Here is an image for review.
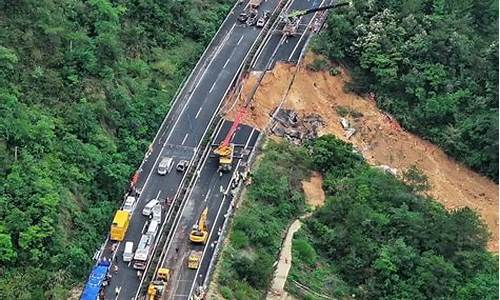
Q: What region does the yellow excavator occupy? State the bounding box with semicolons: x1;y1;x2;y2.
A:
146;268;170;300
189;208;208;244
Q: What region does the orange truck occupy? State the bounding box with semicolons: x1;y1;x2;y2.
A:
110;210;130;241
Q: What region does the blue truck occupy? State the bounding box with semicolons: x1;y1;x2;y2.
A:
80;260;111;300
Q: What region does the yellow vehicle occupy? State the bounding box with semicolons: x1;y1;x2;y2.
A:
147;281;166;300
157;268;170;281
110;210;130;241
189;208;208;244
214;144;234;172
188;250;202;269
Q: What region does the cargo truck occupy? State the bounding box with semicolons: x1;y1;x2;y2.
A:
110;210;130;241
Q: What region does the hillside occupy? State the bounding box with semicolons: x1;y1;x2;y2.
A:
0;0;232;297
314;0;498;181
208;137;498;299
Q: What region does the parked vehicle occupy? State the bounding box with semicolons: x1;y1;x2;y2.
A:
152;204;162;222
247;14;258;26
146;220;159;240
157;157;173;175
264;10;271;19
176;160;189;172
123;241;134;262
143;199;160;216
133;235;150;270
80;260;111;300
249;0;262;8
123;196;136;213
110;210;130;241
256;17;266;27
238;12;248;22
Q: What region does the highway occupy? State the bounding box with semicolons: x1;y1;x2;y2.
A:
88;0;281;299
155;120;259;299
145;0;334;298
253;0;331;70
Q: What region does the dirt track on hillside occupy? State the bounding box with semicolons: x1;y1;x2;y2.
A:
223;54;499;252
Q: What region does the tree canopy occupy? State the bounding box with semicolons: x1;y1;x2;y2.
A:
0;0;233;297
312;0;499;181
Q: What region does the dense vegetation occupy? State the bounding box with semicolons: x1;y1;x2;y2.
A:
288;135;498;299
0;0;232;298
312;0;499;181
216;141;311;299
215;136;497;300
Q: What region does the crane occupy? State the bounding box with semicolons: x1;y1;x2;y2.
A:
189;208;209;244
213;107;247;172
283;2;350;36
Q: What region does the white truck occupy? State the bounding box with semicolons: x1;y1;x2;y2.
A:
133;235;150;270
157;157;174;175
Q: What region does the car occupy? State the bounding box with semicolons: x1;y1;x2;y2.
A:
157;156;173;175
256;17;265;28
123;196;136;213
247;15;258;26
238;12;248;22
176;160;189;172
142;199;159;216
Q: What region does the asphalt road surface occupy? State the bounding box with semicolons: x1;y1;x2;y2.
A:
151;0;334;298
253;0;332;70
86;0;280;299
158;121;259;300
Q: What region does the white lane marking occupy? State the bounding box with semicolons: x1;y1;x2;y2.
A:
244;128;255;149
209;78;218;94
203;188;212;202
141;222;148;234
182;133;189;145
195;106;203;119
113;286;121;300
156;190;162;200
237;35;244;45
163;23;236;145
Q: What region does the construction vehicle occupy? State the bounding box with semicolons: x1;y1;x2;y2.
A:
110;210;130;241
190;208;208;244
213;107;247;172
157;268;171;281
249;0;262;8
283;2;350;36
147;281;166;300
188;250;202;269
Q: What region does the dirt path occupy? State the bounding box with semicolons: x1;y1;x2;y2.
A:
302;171;325;208
267;219;303;300
224;54;499;251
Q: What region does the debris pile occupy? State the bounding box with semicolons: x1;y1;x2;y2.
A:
339;117;356;139
270;108;324;144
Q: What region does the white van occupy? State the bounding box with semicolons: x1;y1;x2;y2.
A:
123;241;134;262
157;157;174;175
146;220;159;240
142;199;159;216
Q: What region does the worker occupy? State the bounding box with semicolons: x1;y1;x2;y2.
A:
113;265;119;273
137;270;142;279
115;287;119;296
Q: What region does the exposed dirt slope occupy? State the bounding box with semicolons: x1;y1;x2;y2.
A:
302;171;325;209
224;54;499;251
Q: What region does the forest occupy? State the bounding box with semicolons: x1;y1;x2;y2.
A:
215;136;497;299
312;0;499;181
0;0;232;298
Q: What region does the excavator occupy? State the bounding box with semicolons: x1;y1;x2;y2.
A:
283;2;350;36
189;208;209;244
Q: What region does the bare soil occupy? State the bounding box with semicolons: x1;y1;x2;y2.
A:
223;53;499;252
302;171;325;209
